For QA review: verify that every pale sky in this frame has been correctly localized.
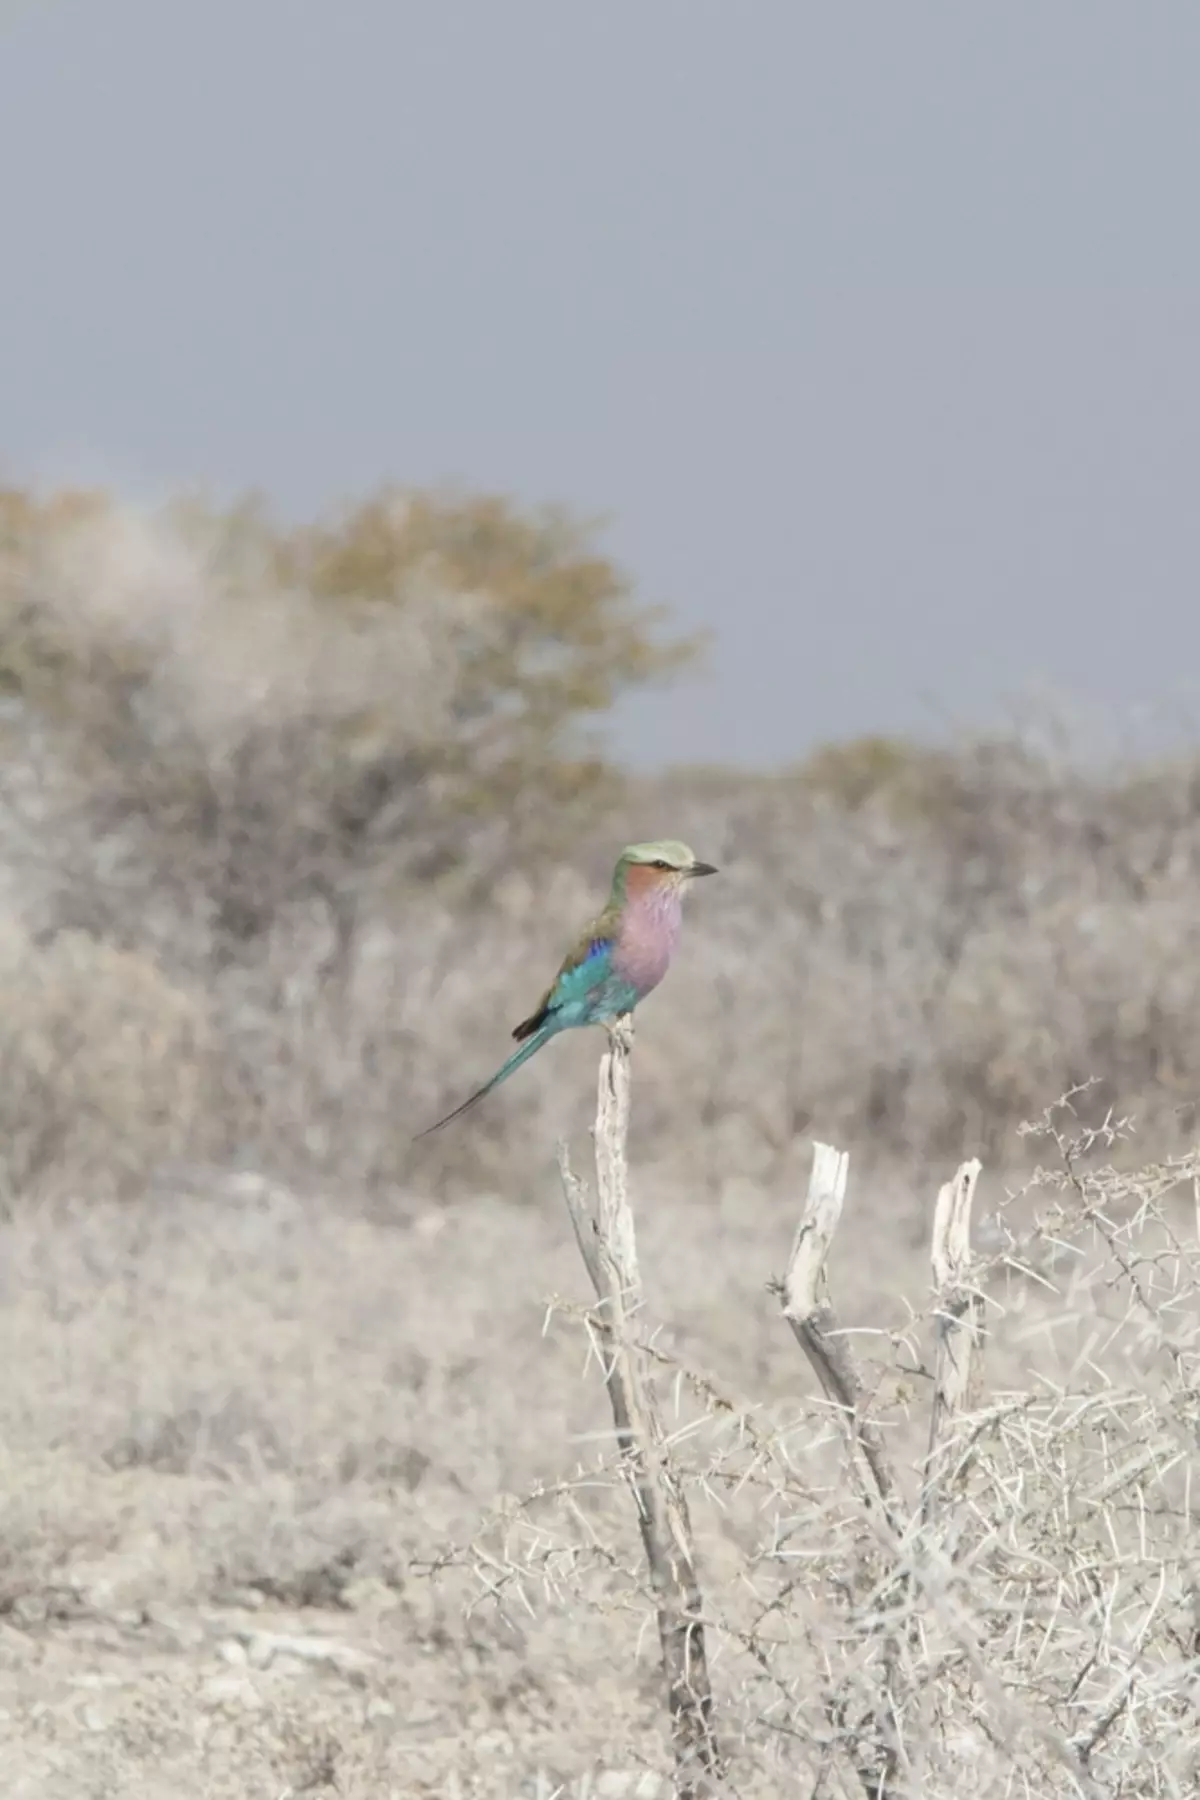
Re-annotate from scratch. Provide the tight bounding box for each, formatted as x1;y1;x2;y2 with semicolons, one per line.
2;2;1199;766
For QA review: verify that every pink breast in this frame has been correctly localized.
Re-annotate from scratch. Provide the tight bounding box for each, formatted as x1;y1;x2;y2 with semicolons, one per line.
615;893;682;995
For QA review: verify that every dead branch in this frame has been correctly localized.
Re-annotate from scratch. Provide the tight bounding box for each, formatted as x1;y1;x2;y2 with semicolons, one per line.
923;1158;986;1520
558;1016;724;1799
775;1141;918;1800
776;1141;905;1538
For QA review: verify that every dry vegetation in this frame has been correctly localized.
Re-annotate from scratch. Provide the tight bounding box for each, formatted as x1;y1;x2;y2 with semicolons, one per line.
4;485;1200;1195
0;484;1199;1794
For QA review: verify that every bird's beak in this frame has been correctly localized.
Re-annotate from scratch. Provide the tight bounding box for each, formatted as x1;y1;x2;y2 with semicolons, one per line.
688;860;719;878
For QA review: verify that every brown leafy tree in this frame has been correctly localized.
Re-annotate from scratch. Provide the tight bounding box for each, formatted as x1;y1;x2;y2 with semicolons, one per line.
0;484;700;958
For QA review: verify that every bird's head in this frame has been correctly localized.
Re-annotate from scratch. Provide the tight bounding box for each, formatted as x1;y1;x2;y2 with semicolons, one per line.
614;840;719;902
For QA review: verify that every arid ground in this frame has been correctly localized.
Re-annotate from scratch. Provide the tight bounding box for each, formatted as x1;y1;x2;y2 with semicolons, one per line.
0;1151;984;1799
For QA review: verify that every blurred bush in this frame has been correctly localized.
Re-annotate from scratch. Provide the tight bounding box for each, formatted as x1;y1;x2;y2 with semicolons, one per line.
0;922;214;1197
0;485;697;946
2;480;1200;1198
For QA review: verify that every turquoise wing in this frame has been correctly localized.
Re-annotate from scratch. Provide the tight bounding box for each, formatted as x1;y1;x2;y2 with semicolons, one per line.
511;934;616;1040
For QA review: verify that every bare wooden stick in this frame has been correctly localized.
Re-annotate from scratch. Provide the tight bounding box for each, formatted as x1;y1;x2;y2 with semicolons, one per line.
923;1158;986;1518
777;1141;905;1536
776;1143;922;1799
557;1017;723;1799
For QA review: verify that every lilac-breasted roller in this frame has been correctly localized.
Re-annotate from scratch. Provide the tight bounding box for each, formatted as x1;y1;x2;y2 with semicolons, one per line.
414;840;717;1137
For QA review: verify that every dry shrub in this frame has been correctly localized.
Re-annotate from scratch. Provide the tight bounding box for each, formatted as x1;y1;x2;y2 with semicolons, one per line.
0;482;701;1192
5;481;1200;1197
0;922;215;1196
0;484;694;951
457;1106;1200;1796
629;738;1200;1173
186;729;1200;1194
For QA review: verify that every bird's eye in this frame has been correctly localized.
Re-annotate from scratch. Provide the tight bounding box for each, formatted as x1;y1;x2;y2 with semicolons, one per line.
652;859;671;869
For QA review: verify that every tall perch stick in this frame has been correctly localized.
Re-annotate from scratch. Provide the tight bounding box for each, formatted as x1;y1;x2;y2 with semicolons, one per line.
558;1017;723;1799
776;1143;914;1799
923;1158;985;1519
778;1142;904;1535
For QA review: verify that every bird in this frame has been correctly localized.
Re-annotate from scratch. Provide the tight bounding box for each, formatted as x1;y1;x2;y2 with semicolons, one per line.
414;839;718;1138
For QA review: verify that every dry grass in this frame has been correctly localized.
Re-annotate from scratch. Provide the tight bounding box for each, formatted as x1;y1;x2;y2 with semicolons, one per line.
0;1154;846;1797
0;1117;1195;1794
0;924;215;1199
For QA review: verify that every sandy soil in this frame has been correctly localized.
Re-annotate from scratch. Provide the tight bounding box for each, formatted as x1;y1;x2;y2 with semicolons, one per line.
0;1150;1049;1797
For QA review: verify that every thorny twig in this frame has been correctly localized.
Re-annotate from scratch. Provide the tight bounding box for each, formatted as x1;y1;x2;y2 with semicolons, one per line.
422;1098;1200;1796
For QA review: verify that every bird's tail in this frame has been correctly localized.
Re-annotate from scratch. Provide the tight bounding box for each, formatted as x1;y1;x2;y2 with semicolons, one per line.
413;1022;556;1140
